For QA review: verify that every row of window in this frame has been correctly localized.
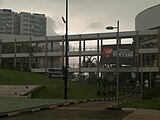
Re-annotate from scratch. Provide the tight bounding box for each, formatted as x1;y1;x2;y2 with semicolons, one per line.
0;10;46;36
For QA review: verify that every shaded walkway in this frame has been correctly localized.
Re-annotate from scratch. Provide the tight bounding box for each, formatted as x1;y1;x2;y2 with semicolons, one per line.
0;97;73;114
0;85;42;98
122;109;160;120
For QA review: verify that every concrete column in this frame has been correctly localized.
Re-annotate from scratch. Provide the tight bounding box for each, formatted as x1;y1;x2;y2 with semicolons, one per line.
0;39;2;66
79;35;82;79
136;31;139;73
144;54;147;66
45;36;48;73
14;38;17;69
101;39;103;53
83;39;86;62
97;33;100;78
101;39;103;77
51;41;53;52
140;53;143;97
28;40;31;70
51;57;53;68
62;36;65;67
158;29;160;72
34;42;38;68
50;41;53;68
149;54;152;93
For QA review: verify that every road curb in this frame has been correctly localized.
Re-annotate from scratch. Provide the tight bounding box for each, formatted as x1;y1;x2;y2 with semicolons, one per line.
106;94;140;111
0;94;130;118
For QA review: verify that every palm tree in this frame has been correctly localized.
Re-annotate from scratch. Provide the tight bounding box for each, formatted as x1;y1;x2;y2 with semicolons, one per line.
19;42;37;71
27;45;37;71
81;56;97;83
100;72;117;95
82;56;97;68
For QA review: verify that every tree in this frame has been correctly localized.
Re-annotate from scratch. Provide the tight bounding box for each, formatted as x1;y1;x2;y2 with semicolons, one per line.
81;56;97;83
17;42;37;71
119;72;132;91
82;56;96;68
99;72;117;95
27;44;37;71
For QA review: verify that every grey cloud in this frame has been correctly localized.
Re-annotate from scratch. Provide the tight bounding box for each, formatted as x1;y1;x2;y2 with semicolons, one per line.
0;0;4;3
0;0;5;6
2;0;160;34
87;22;104;31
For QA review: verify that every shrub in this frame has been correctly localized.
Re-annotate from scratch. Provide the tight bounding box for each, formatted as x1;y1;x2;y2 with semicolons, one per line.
142;89;152;99
152;88;160;97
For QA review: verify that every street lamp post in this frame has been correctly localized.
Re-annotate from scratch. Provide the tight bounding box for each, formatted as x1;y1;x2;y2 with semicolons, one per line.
62;0;69;99
65;0;69;99
106;20;120;104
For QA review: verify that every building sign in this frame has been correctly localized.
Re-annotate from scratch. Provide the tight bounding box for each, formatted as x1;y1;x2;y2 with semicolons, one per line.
101;44;134;65
48;69;64;78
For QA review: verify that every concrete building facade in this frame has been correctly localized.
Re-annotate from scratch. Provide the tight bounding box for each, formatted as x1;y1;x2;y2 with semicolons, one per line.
19;12;46;36
0;9;46;36
0;9;19;34
134;4;160;80
0;4;159;78
135;4;160;30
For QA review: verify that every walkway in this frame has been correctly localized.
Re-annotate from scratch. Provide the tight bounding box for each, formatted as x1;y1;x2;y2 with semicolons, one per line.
122;109;160;120
0;97;73;116
0;97;159;120
0;100;131;120
0;85;42;98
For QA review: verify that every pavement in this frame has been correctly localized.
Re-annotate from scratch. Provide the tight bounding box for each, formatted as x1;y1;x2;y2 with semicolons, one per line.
0;99;131;120
0;85;42;98
0;97;160;120
122;108;160;120
0;97;75;117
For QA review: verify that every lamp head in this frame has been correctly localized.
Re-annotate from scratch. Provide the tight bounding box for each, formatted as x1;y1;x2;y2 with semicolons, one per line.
106;26;114;30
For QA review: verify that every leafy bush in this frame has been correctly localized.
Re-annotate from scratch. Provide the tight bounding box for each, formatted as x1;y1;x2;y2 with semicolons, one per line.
152;88;160;97
142;89;152;99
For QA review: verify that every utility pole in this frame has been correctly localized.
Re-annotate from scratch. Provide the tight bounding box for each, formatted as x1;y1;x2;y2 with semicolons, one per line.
64;0;69;99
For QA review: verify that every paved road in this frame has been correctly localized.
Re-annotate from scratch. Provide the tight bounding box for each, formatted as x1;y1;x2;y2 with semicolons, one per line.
1;100;131;120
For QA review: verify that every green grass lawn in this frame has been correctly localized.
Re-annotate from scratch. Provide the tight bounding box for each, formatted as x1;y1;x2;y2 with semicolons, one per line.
0;69;98;99
118;97;160;110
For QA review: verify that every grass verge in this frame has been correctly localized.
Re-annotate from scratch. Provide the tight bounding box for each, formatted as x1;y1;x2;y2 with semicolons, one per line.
0;69;99;99
117;97;160;110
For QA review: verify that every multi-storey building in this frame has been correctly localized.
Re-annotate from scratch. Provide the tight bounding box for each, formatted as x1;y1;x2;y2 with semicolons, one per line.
0;9;18;34
0;34;63;71
19;12;46;36
0;9;46;36
134;4;160;75
0;4;159;94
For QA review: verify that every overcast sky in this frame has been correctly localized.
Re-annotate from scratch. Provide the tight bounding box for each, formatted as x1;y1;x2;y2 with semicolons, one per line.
0;0;160;35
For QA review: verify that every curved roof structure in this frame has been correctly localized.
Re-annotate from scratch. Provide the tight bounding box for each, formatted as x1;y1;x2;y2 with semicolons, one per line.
135;4;160;30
